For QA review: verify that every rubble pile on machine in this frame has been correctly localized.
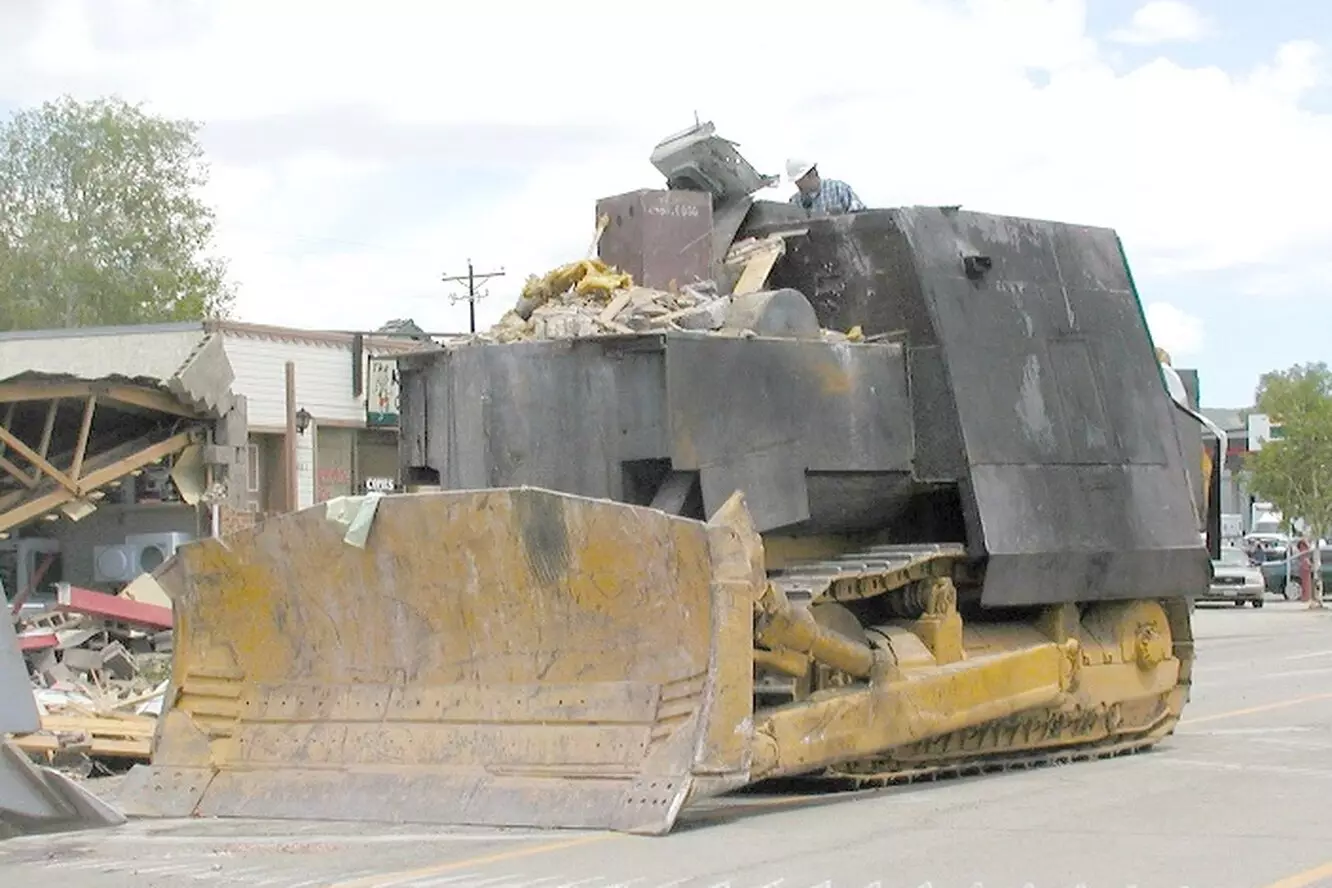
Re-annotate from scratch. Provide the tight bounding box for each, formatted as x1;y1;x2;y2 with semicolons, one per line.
9;583;172;772
478;255;866;344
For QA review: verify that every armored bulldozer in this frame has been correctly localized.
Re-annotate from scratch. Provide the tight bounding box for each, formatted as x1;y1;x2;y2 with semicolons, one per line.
117;124;1211;835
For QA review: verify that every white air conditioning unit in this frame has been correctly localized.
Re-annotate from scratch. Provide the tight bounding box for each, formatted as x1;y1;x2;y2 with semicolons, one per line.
124;532;193;574
93;545;138;583
94;532;194;583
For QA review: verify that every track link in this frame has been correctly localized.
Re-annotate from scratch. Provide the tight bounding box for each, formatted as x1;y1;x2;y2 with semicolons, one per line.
767;543;966;607
826;717;1179;789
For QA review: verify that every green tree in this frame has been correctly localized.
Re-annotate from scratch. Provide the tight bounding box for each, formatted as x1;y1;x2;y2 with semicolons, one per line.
0;95;235;329
1246;361;1332;605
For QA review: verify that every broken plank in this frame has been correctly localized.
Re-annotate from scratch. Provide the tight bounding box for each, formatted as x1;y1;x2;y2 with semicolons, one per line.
11;732;150;760
41;713;157;740
732;242;785;296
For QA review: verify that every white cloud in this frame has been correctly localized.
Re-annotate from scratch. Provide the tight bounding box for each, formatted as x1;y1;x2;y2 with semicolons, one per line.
1109;1;1212;46
1237;263;1332;301
0;0;1329;344
1248;40;1325;101
1146;302;1205;358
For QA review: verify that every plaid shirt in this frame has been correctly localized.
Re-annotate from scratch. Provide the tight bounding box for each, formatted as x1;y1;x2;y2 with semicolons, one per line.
789;178;865;216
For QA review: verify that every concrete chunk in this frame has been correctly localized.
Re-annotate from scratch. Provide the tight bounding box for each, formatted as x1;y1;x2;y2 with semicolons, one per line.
169;332;236;416
99;641;137;681
59;648;102;673
672;298;731;331
532;306;600;340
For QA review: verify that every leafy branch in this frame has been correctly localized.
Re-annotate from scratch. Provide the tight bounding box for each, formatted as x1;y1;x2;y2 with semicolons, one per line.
0;95;235;330
1246;363;1332;602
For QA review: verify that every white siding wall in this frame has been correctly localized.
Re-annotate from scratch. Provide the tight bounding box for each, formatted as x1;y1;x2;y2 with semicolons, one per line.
221;331;374;512
220;333;364;430
296;429;315;509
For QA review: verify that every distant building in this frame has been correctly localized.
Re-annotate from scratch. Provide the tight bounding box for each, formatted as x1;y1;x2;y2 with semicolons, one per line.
1198;406;1272;536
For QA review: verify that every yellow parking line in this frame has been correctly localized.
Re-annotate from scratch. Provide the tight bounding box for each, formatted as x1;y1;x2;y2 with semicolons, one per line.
1180;692;1332;727
1261;859;1332;888
326;833;617;888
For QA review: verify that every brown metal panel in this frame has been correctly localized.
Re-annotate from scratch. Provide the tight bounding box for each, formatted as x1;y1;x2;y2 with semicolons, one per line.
595;189;713;290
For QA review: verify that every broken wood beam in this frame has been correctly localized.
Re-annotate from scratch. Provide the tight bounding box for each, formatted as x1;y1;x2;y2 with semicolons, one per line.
31;399;59;485
10;731;151;760
70;394;96;481
0;426;204;534
0;423;80;495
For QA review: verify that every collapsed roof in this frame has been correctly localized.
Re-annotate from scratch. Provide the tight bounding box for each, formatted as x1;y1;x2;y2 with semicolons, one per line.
0;326;235;535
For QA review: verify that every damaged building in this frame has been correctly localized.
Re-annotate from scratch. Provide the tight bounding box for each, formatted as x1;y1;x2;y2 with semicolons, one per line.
0;318;429;605
0;326;244;605
0;317;429;773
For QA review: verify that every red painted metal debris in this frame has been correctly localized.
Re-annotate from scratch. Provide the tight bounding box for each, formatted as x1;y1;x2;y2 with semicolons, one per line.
17;633;58;651
54;583;172;630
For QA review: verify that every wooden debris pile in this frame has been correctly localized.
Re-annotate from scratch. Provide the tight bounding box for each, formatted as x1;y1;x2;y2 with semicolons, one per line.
486;282;734;343
479;249;867;345
9;582;172;767
479;257;728;343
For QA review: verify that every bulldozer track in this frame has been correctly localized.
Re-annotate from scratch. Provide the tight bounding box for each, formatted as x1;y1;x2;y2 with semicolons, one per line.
767;543;968;607
755;543;1194;791
824;717;1178;788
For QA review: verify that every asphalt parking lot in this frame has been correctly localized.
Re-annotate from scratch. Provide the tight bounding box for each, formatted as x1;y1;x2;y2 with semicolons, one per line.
3;598;1332;888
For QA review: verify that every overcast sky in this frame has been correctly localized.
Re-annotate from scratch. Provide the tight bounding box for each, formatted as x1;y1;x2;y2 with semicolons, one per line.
1;0;1328;408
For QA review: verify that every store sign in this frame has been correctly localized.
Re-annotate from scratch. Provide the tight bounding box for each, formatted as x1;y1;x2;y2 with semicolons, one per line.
364;477;398;493
366;357;400;427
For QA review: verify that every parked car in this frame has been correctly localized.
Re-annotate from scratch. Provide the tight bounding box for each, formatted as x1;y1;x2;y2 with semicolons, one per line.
1202;545;1267;607
1243;533;1291;564
1259;545;1332;599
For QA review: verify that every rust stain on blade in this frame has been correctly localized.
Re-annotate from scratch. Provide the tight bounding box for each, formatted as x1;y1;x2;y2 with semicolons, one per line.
121;487;761;834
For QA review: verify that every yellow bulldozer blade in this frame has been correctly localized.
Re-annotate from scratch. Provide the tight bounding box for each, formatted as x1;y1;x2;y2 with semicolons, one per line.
117;486;764;835
117;485;1193;835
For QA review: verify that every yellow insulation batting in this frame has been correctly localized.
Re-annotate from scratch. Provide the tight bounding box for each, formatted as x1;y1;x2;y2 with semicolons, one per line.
521;258;633;307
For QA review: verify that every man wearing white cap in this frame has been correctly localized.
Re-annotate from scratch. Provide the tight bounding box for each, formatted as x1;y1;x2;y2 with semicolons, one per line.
785;159;865;217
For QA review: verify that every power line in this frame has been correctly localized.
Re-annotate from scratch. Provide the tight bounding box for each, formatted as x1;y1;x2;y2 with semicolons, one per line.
442;259;506;334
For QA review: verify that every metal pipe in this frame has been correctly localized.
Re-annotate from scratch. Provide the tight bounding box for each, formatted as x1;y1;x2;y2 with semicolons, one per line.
754;584;875;678
753;647;810;677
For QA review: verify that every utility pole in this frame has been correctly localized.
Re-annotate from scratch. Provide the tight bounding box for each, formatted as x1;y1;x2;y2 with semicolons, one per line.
442;259;505;334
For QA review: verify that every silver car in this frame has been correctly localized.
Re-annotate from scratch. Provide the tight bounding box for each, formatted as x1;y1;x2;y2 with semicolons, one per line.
1203;545;1267;607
